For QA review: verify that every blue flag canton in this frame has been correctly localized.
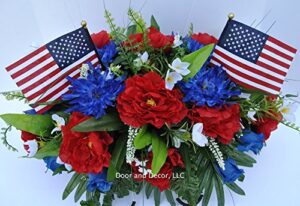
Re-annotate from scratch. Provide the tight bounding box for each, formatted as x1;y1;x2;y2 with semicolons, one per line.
218;20;269;63
46;28;95;69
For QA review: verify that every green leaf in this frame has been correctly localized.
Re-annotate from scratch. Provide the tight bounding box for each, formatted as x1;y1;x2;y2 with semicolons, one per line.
34;137;61;159
72;113;124;132
179;145;191;181
165;190;176;206
134;125;152;149
226;183;245;196
145;182;154;199
182;44;215;81
150;15;160;31
201;175;214;206
75;179;87;202
107;136;127;181
102;194;113;206
0;113;54;137
154;187;161;206
63;173;83;200
126;24;137;36
151;132;168;174
214;176;225;206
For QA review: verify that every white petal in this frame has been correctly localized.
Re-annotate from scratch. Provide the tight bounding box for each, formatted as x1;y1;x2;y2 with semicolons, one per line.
56;156;64;164
171;58;181;67
51;127;61;134
25;140;38;157
52;114;65;126
192;123;208;147
173;137;182;148
140;52;149;62
64;163;73;171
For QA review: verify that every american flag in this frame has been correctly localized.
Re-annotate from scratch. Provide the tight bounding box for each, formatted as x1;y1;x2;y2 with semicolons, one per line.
211;19;297;95
6;27;100;114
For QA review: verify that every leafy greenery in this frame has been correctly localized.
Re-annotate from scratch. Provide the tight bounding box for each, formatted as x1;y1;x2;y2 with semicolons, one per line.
0;113;54;137
107;135;128;181
151;132;168;174
1;90;28;103
63;173;87;200
34;136;62;159
182;44;215;81
72;113;124;132
0;124;18;152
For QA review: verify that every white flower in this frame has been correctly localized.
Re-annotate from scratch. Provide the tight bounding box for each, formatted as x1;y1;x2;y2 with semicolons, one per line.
168;58;190;76
173;34;183;48
56;156;72;171
165;69;182;90
51;114;65;134
173;137;183;148
192;123;208;147
280;102;298;122
134;52;149;67
24;140;38;157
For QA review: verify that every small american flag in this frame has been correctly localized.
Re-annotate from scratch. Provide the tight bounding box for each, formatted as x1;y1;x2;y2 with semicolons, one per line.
211;19;297;95
6;27;100;114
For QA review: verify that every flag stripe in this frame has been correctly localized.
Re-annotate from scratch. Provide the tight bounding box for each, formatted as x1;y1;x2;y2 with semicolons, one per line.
211;57;281;91
257;56;289;73
259;53;290;69
268;36;297;53
17;61;57;87
263;44;294;61
266;40;296;57
34;73;81;113
213;49;284;83
6;46;47;72
211;60;279;94
261;49;292;65
256;60;287;76
11;53;52;79
28;53;97;102
214;46;286;80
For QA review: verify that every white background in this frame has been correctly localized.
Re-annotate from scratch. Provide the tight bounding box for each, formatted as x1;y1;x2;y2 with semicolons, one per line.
0;0;300;205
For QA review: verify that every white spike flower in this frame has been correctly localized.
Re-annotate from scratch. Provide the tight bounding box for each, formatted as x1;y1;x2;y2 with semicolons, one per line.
134;51;149;67
165;69;183;90
280;101;298;122
173;34;183;48
168;58;190;76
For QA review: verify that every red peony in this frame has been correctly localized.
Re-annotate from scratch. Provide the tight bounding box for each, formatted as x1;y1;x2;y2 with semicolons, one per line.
132;148;184;191
117;72;188;128
189;104;241;144
91;30;110;49
148;27;174;49
191;33;218;45
59;112;113;173
254;112;282;140
124;27;173;50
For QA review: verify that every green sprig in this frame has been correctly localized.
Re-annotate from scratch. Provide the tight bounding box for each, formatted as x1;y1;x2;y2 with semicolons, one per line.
281;119;300;132
1;125;18;152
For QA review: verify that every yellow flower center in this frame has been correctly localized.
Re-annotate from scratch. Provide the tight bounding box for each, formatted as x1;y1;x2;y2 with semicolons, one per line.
146;98;156;106
167;76;173;83
88;142;93;149
281;107;289;114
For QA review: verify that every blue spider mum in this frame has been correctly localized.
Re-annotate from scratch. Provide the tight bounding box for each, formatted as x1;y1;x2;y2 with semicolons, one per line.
184;37;205;53
179;65;241;107
97;41;118;67
63;64;125;119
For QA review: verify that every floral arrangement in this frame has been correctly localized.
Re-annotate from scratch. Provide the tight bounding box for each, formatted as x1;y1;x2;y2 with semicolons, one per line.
1;9;299;206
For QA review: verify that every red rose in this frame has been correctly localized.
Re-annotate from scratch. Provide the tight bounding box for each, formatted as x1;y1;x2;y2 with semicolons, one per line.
189;104;241;144
148;27;174;49
132;148;184;191
254;112;282;140
59;112;113;173
191;33;218;45
124;33;144;49
117;72;188;128
21;131;38;152
91;30;110;49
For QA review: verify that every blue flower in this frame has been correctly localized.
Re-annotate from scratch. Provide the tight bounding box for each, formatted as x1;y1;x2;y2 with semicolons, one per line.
184;37;204;53
237;129;264;154
179;66;241;107
217;158;244;183
87;169;112;192
97;41;118;67
63;64;125;119
43;156;62;172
